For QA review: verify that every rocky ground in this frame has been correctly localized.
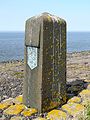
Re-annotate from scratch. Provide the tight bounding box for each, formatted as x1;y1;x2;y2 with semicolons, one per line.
0;51;90;120
0;60;24;102
0;51;90;102
67;51;90;99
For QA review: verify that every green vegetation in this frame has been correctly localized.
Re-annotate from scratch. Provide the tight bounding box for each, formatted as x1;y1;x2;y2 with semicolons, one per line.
86;105;90;120
79;103;90;120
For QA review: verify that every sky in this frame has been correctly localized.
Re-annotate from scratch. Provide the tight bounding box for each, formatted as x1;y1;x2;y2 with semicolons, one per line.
0;0;90;32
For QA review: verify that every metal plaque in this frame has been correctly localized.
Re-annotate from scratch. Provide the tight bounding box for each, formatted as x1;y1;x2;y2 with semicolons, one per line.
27;47;38;70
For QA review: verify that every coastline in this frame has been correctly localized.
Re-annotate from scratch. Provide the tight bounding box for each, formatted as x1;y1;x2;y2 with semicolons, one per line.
0;50;90;64
0;50;90;102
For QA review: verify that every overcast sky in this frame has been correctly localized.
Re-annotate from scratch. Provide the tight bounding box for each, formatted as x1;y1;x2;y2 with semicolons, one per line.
0;0;90;31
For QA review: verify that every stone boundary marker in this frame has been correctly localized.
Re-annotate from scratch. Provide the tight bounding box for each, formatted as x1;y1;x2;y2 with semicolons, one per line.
23;12;67;112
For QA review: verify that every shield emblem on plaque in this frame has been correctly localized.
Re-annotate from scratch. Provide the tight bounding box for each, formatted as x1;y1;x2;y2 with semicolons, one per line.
27;47;38;70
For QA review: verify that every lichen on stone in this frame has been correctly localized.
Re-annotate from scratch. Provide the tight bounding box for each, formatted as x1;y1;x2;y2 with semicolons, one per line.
21;108;37;117
79;89;90;99
62;103;85;117
4;104;25;115
14;95;23;104
47;109;67;120
0;102;10;110
68;96;81;103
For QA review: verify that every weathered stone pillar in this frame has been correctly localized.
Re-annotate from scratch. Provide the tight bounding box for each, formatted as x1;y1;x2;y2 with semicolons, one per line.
23;12;67;113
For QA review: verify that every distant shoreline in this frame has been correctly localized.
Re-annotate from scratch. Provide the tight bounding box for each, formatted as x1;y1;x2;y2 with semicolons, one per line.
67;50;90;55
0;50;90;63
0;59;24;64
0;32;90;62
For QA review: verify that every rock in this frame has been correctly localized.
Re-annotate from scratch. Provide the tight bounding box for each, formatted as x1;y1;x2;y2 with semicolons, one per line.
67;93;75;99
67;96;81;103
47;109;67;120
67;85;83;93
3;104;25;115
62;103;85;117
79;89;90;100
0;98;13;110
33;117;47;120
87;84;90;90
13;95;23;104
21;108;37;117
0;115;6;120
81;99;90;107
10;116;24;120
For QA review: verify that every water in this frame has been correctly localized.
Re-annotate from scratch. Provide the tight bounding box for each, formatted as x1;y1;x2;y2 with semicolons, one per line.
0;32;90;62
67;32;90;52
0;32;24;62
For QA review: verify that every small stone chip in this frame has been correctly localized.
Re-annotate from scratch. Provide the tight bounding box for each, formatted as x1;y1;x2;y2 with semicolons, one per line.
47;109;67;120
2;98;13;104
33;117;47;120
10;116;23;120
79;89;90;100
21;108;37;117
84;80;90;83
62;103;85;117
4;104;25;115
68;96;81;103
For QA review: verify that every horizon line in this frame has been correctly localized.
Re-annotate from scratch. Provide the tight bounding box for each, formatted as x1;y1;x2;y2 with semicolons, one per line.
0;30;90;32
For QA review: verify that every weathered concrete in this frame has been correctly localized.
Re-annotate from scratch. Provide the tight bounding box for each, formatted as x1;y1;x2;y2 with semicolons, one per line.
23;12;67;113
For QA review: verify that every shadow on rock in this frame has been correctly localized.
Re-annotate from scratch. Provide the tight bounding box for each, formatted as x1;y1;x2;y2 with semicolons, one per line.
66;79;89;100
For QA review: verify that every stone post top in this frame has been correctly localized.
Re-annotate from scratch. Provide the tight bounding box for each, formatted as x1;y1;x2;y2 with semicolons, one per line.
26;12;66;24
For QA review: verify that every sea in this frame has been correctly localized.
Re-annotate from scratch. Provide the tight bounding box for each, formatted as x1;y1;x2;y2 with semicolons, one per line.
0;32;90;62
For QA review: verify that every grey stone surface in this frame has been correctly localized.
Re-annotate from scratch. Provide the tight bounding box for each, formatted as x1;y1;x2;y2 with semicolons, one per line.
23;12;67;113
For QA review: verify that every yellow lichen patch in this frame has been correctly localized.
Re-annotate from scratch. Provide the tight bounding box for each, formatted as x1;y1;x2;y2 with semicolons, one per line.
21;108;37;117
68;96;81;103
14;95;23;104
47;109;67;120
0;102;10;110
0;98;14;110
62;103;85;117
4;104;25;115
79;89;90;99
33;117;47;120
10;116;23;120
